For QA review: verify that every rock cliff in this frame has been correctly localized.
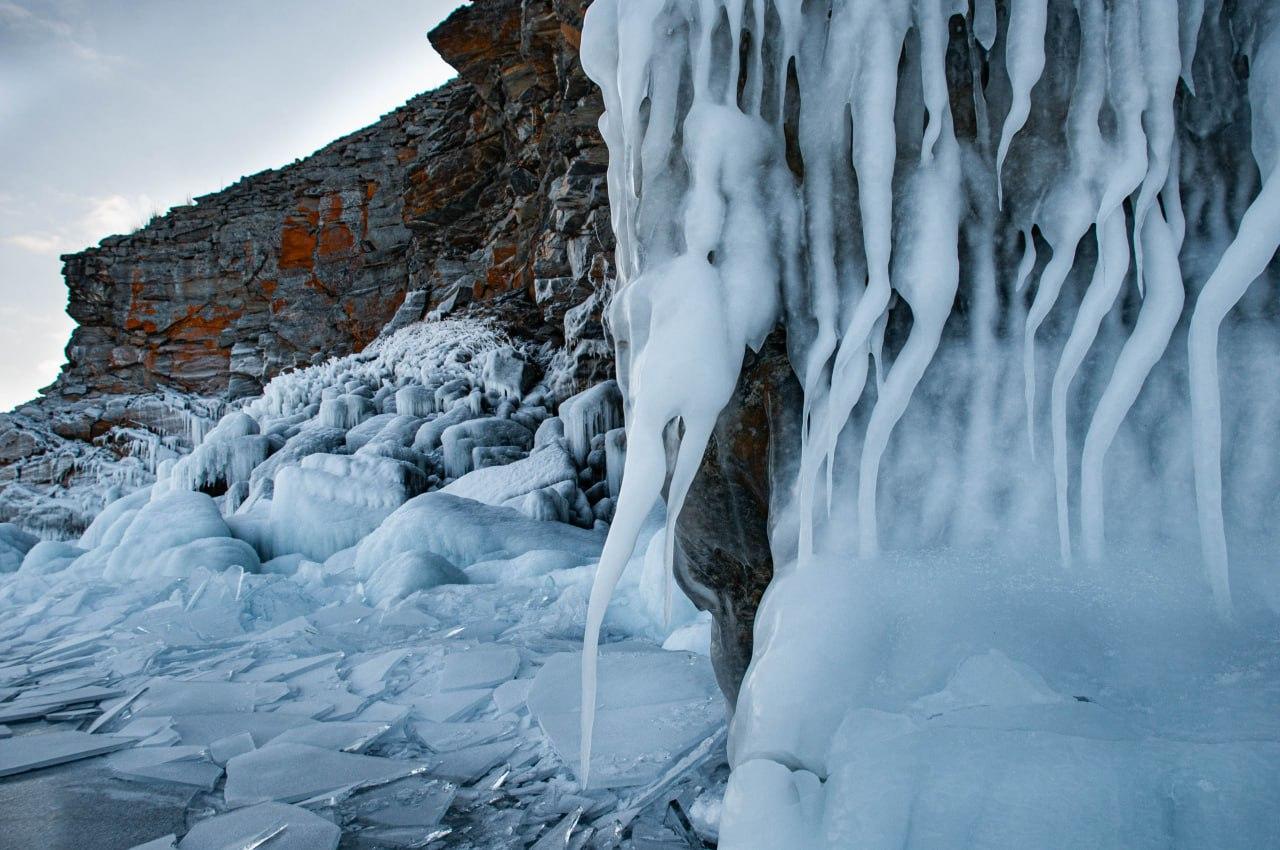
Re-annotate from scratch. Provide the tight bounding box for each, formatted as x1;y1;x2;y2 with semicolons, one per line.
0;0;613;535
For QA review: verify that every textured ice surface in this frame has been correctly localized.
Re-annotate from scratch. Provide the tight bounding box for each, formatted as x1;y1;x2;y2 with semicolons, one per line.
527;646;723;789
0;316;726;846
439;645;520;692
223;742;423;806
0;730;133;777
177;802;340;850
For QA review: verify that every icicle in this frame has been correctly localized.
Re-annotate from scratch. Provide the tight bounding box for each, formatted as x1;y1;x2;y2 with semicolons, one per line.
1081;207;1184;561
995;0;1048;205
1188;15;1280;616
1050;209;1129;566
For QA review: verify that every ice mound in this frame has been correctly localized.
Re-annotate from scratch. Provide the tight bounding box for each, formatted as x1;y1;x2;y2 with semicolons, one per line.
0;523;38;573
363;551;467;607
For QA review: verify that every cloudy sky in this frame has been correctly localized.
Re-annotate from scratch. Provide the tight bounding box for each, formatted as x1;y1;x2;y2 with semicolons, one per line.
0;0;463;411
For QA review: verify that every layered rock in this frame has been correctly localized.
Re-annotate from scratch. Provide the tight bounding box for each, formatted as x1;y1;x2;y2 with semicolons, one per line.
1;0;612;536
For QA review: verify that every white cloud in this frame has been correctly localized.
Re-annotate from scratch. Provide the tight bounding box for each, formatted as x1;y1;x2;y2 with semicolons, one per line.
3;232;62;254
2;192;158;255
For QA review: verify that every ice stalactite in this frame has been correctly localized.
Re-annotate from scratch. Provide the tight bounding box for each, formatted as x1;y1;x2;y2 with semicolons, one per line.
581;0;1280;788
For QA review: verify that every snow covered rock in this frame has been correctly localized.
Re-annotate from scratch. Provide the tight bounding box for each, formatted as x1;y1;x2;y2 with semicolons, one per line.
481;346;533;401
269;454;429;561
318;393;375;430
557;380;622;465
442;439;576;507
439;417;533;479
394;385;436;418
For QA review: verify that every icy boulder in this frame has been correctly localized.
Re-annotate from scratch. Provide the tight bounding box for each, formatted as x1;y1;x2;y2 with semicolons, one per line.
244;427;346;504
203;411;259;443
526;645;723;789
77;486;152;550
353;492;603;574
269;454;429;562
395;385;436;418
558;380;622;465
412;405;477;453
439;418;533;479
18;540;86;576
363;551;468;606
103;491;230;582
442;439;577;508
318;393;374;430
134;537;261;581
481;346;532;401
172;434;278;496
343;413;397;453
0;523;38;573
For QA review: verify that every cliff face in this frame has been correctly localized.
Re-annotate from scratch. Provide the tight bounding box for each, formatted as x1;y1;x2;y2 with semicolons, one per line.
55;0;610;404
0;0;613;535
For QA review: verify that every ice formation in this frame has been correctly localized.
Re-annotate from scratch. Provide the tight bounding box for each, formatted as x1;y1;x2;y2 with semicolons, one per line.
580;0;1280;841
0;317;727;848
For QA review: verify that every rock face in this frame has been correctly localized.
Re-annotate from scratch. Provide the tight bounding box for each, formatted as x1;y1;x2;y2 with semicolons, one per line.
1;0;611;536
674;330;800;706
55;0;611;405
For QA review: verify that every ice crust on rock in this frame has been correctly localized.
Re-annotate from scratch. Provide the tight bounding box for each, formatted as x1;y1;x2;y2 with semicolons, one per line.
579;0;1280;842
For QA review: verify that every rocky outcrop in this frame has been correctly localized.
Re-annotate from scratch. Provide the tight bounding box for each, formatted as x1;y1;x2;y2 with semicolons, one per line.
2;0;611;536
674;330;801;705
55;0;610;405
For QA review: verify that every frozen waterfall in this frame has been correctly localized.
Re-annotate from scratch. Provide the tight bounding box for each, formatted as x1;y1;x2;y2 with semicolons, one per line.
581;0;1280;844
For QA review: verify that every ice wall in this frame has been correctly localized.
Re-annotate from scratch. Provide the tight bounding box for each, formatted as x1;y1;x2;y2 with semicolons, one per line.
579;0;1280;799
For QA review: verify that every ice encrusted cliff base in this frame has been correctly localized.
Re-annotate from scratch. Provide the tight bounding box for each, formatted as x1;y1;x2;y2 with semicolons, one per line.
580;0;1280;846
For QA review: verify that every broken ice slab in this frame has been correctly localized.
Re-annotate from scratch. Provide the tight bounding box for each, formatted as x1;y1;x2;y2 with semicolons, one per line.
134;679;289;717
223;742;425;807
239;652;343;682
492;678;532;715
530;808;585;850
271;721;393;753
307;602;377;630
127;836;178;850
209;732;255;766
409;688;492;723
0;724;11;739
351;775;458;829
108;745;224;790
346;648;410;696
411;719;517;753
177;802;340;850
356;701;413;726
429;739;523;784
527;647;724;789
171;711;311;746
439;645;520;692
0;730;134;777
0;685;126;723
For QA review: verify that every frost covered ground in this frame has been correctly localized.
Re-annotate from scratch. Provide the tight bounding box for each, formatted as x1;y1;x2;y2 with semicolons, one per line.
0;320;725;850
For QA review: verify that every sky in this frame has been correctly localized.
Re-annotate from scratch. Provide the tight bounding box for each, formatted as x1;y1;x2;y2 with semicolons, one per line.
0;0;464;411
